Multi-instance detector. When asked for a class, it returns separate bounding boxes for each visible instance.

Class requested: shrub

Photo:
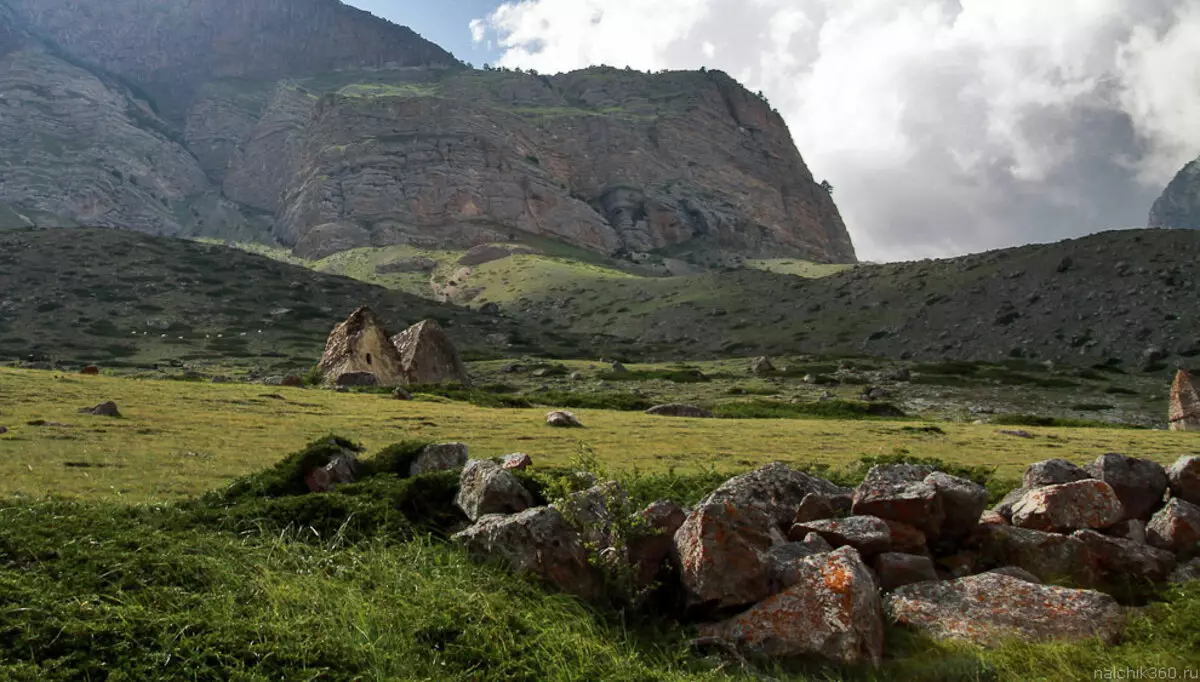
[992,414,1145,430]
[597,369,710,383]
[359,439,431,479]
[216,434,363,500]
[713,399,906,420]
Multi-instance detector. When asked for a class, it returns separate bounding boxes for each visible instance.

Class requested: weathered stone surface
[979,510,1008,526]
[1150,157,1200,231]
[390,319,471,386]
[1106,519,1147,545]
[749,356,775,375]
[318,306,405,386]
[973,524,1098,586]
[789,516,892,555]
[1167,456,1200,505]
[80,401,121,417]
[1010,480,1123,533]
[1072,529,1175,582]
[453,507,599,600]
[673,502,774,610]
[1023,459,1091,489]
[874,552,938,591]
[765,542,825,590]
[644,403,714,418]
[1146,498,1200,556]
[305,451,360,493]
[1169,369,1200,431]
[455,459,533,521]
[704,463,851,530]
[628,500,688,588]
[501,453,533,471]
[409,442,469,477]
[554,482,627,550]
[546,410,583,428]
[886,573,1125,646]
[335,371,377,387]
[1087,453,1168,521]
[993,486,1032,521]
[925,472,988,542]
[801,531,834,553]
[852,464,944,538]
[700,547,883,665]
[794,493,837,524]
[882,520,928,555]
[986,566,1042,584]
[1170,558,1200,584]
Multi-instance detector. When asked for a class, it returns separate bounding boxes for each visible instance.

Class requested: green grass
[712,399,906,420]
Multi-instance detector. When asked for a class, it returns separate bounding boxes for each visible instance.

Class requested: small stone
[1169,558,1200,584]
[749,356,775,375]
[304,451,360,493]
[409,442,469,476]
[80,401,121,418]
[0,426,7,435]
[882,519,928,555]
[874,552,938,591]
[1106,519,1147,545]
[280,375,304,388]
[800,531,833,553]
[925,472,988,542]
[979,510,1008,526]
[501,452,533,470]
[1010,480,1124,533]
[1146,498,1200,555]
[629,500,688,589]
[546,410,582,428]
[789,515,892,555]
[999,429,1034,438]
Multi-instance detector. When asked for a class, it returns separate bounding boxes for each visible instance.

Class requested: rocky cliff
[0,0,857,265]
[1149,156,1200,230]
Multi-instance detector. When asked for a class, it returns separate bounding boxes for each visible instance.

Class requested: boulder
[610,361,629,374]
[992,486,1032,521]
[925,472,988,542]
[644,403,714,418]
[800,531,834,553]
[81,365,100,375]
[882,520,928,555]
[1146,498,1200,556]
[789,516,891,555]
[972,524,1099,586]
[280,375,304,387]
[500,452,533,471]
[455,459,534,521]
[979,510,1008,526]
[1086,453,1168,521]
[1169,558,1200,584]
[765,542,826,590]
[700,549,883,667]
[1072,529,1175,582]
[1106,519,1147,545]
[851,464,945,538]
[749,356,775,375]
[986,566,1042,584]
[554,481,626,550]
[390,319,471,386]
[80,401,121,417]
[1167,456,1200,505]
[1010,480,1123,533]
[453,507,599,600]
[874,552,938,591]
[628,500,687,589]
[886,574,1124,646]
[318,306,406,386]
[304,451,360,493]
[546,410,583,428]
[1169,369,1200,431]
[794,492,837,524]
[699,547,883,666]
[1023,459,1091,488]
[409,442,469,476]
[673,502,774,610]
[705,463,851,530]
[392,387,412,400]
[335,371,377,387]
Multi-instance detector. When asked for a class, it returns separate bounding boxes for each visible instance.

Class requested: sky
[347,1,1200,263]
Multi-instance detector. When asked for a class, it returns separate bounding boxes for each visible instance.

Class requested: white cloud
[472,0,1200,262]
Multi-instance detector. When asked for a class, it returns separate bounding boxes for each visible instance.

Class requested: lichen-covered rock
[882,520,929,555]
[886,573,1124,646]
[851,464,945,538]
[1146,498,1200,556]
[789,516,892,556]
[452,507,599,600]
[700,547,883,665]
[628,500,687,589]
[304,452,360,493]
[986,566,1042,584]
[673,502,774,610]
[644,403,715,418]
[455,459,533,521]
[1169,369,1200,431]
[765,542,826,591]
[1023,459,1091,489]
[1086,453,1168,521]
[1106,519,1147,545]
[1167,456,1200,505]
[1072,529,1175,582]
[409,442,469,477]
[993,486,1032,521]
[794,492,837,524]
[874,552,938,591]
[704,463,851,530]
[390,319,471,386]
[546,410,583,428]
[1010,480,1123,533]
[554,481,627,550]
[318,306,405,386]
[501,452,533,471]
[925,472,988,542]
[973,524,1099,587]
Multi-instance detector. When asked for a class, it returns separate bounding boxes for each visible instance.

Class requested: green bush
[992,414,1145,429]
[597,369,710,383]
[713,399,906,420]
[216,434,363,500]
[359,439,432,479]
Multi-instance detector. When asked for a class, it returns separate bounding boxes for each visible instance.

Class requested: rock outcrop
[1170,369,1200,431]
[391,319,470,386]
[1149,156,1200,230]
[318,306,405,386]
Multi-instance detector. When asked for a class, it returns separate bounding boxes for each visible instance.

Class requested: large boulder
[318,306,406,386]
[1147,498,1200,556]
[673,502,774,610]
[886,573,1125,646]
[925,472,988,542]
[1167,456,1200,505]
[1009,480,1123,533]
[453,507,600,600]
[455,460,533,521]
[972,524,1099,586]
[789,516,892,555]
[1169,369,1200,431]
[699,547,883,666]
[644,403,715,418]
[390,319,471,386]
[1086,453,1168,521]
[409,442,469,476]
[1023,459,1091,488]
[1071,529,1175,582]
[851,464,944,538]
[704,463,851,530]
[874,552,938,591]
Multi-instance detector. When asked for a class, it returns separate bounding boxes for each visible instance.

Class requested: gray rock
[985,566,1042,584]
[700,547,883,666]
[1167,456,1200,505]
[874,552,938,591]
[644,403,715,418]
[924,471,988,542]
[409,442,469,477]
[1086,452,1168,521]
[80,401,121,417]
[793,492,836,524]
[1023,459,1091,488]
[335,371,378,387]
[453,507,599,600]
[704,463,851,530]
[1010,480,1124,533]
[546,410,583,428]
[765,542,826,591]
[973,524,1099,587]
[1072,529,1175,582]
[628,500,687,589]
[851,464,945,538]
[749,356,775,375]
[1146,498,1200,556]
[801,531,834,553]
[886,574,1125,646]
[789,515,892,555]
[1169,558,1200,584]
[304,451,360,493]
[455,459,533,521]
[500,452,532,470]
[673,502,774,610]
[1106,519,1147,545]
[553,481,627,550]
[993,486,1032,521]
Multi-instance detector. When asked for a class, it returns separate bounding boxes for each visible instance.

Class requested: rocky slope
[1149,156,1200,230]
[0,0,856,265]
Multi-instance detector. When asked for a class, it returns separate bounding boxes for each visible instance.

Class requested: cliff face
[0,0,857,264]
[1149,157,1200,230]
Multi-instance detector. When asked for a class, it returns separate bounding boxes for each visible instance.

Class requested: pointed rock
[1170,369,1200,431]
[391,319,470,386]
[318,306,405,386]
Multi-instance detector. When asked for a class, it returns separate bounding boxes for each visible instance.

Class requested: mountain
[0,0,856,265]
[1149,156,1200,230]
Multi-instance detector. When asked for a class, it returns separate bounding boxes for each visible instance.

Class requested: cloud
[471,0,1200,261]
